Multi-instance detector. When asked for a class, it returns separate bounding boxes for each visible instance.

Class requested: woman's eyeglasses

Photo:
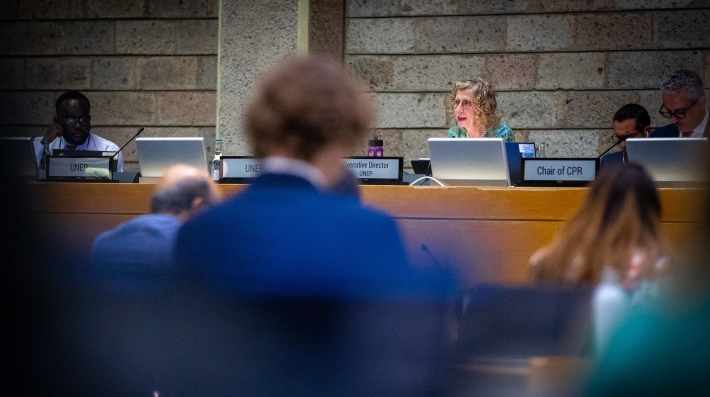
[452,99,473,109]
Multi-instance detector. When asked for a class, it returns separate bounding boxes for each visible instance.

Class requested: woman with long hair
[530,163,670,291]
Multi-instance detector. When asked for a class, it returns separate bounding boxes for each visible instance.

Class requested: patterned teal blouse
[448,123,514,142]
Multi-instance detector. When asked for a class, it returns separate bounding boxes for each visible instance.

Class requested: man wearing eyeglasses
[653,69,708,139]
[32,90,123,172]
[601,104,652,168]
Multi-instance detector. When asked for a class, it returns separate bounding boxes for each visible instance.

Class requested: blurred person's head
[245,55,374,185]
[151,164,221,222]
[55,91,91,146]
[449,78,500,137]
[612,104,651,153]
[531,163,669,287]
[660,69,706,133]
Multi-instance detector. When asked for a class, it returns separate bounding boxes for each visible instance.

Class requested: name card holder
[46,155,114,182]
[521,158,599,186]
[220,156,263,183]
[345,157,403,185]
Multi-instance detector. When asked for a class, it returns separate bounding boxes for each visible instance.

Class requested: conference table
[26,182,707,285]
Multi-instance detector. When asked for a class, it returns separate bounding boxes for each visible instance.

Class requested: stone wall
[345,0,710,167]
[0,0,219,172]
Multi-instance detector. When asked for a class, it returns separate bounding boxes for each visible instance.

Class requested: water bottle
[367,134,383,157]
[592,267,630,357]
[212,138,222,181]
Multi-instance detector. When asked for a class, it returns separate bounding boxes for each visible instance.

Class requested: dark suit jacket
[601,151,624,169]
[651,114,710,138]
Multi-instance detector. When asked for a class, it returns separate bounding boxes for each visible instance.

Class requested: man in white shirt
[33,90,123,172]
[653,70,709,138]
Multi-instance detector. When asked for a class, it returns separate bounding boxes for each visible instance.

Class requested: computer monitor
[626,137,708,186]
[0,137,39,181]
[135,137,208,178]
[427,138,510,186]
[505,142,535,186]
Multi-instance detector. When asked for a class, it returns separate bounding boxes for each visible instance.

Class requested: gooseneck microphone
[112,127,145,159]
[597,139,622,159]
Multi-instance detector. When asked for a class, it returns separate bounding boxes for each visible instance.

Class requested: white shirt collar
[688,108,709,138]
[262,156,328,190]
[55,132,93,150]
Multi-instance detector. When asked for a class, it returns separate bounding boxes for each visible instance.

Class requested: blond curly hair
[449,78,500,132]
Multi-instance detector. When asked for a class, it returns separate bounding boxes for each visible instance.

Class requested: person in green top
[448,78,514,142]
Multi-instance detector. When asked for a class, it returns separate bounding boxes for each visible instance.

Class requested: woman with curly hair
[449,78,513,142]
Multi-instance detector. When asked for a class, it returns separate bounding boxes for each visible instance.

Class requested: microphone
[112,127,144,159]
[597,139,622,158]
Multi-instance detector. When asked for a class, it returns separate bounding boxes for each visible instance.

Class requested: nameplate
[221,157,263,180]
[47,156,112,179]
[522,158,598,184]
[345,157,403,184]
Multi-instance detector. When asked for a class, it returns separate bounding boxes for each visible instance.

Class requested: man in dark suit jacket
[170,56,454,397]
[601,104,652,168]
[652,69,709,138]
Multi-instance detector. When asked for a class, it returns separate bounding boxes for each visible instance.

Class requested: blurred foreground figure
[168,55,454,396]
[91,164,220,270]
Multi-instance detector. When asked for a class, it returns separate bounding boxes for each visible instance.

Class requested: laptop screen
[0,137,39,181]
[626,137,708,185]
[427,138,510,186]
[136,137,208,178]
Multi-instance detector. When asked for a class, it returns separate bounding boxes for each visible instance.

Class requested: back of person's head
[150,164,220,219]
[532,163,668,285]
[661,69,705,100]
[613,104,651,132]
[244,55,374,161]
[56,90,90,111]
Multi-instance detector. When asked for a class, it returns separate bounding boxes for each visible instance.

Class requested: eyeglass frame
[659,97,700,120]
[60,115,92,125]
[610,129,648,144]
[452,99,473,109]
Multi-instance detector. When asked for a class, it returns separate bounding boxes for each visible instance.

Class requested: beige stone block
[507,14,573,51]
[496,91,557,129]
[536,53,605,90]
[90,92,158,126]
[486,54,536,91]
[0,58,25,90]
[86,0,145,18]
[199,56,217,90]
[616,0,696,8]
[555,91,639,129]
[374,93,448,129]
[309,0,344,60]
[347,0,399,17]
[638,89,668,128]
[4,0,20,18]
[92,127,215,162]
[148,0,210,17]
[206,0,219,17]
[0,92,54,125]
[574,13,652,50]
[402,129,448,165]
[157,92,216,126]
[655,9,710,49]
[347,54,485,92]
[92,57,135,90]
[705,52,710,88]
[528,130,607,158]
[513,129,531,143]
[419,16,507,53]
[608,51,703,89]
[136,57,199,90]
[116,21,177,55]
[463,0,531,14]
[371,130,403,159]
[0,22,65,55]
[26,58,91,90]
[65,21,115,54]
[539,0,613,12]
[1,126,46,139]
[346,18,415,54]
[175,20,219,54]
[19,0,83,19]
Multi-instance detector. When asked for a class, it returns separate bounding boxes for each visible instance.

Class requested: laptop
[505,142,536,186]
[135,137,208,178]
[427,138,510,186]
[626,138,709,186]
[0,137,39,181]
